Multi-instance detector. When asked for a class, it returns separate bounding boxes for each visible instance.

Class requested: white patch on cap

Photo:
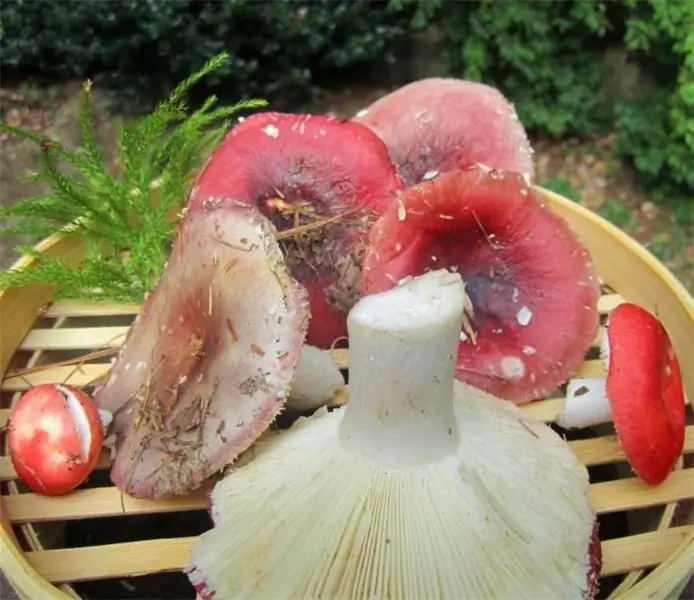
[58,385,92,460]
[262,124,279,138]
[522,346,537,356]
[423,170,439,181]
[500,356,525,379]
[397,200,407,222]
[516,306,533,326]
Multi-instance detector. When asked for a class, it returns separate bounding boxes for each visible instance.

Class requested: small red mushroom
[354,78,534,187]
[557,302,686,485]
[7,384,109,495]
[362,166,601,403]
[188,111,403,349]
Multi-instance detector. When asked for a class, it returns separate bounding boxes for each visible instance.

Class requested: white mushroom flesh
[189,269,596,599]
[556,325,612,429]
[285,345,345,412]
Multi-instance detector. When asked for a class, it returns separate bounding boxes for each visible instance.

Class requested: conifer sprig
[0,53,267,303]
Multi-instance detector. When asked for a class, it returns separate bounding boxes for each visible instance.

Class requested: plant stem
[339,269,465,467]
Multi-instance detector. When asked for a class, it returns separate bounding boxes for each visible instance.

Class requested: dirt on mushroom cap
[362,166,601,403]
[93,203,310,499]
[187,112,404,348]
[354,77,535,187]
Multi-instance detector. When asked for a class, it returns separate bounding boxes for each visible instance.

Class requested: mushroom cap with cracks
[557,302,686,486]
[188,269,599,599]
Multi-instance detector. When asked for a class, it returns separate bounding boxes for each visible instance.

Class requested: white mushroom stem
[339,270,463,467]
[555,378,611,429]
[285,345,345,412]
[556,328,611,430]
[98,409,114,433]
[188,269,597,600]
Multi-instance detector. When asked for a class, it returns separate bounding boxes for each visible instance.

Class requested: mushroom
[188,111,404,349]
[7,384,111,495]
[353,77,534,187]
[285,344,345,412]
[556,302,686,485]
[93,203,310,498]
[362,165,601,403]
[188,270,601,600]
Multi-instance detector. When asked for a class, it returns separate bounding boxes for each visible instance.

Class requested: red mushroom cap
[7,384,104,495]
[188,111,403,348]
[603,302,686,485]
[363,166,601,403]
[354,77,534,187]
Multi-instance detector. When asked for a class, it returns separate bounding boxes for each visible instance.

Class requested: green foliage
[537,178,582,203]
[391,0,693,206]
[0,0,411,112]
[0,53,266,303]
[392,0,612,136]
[616,0,694,205]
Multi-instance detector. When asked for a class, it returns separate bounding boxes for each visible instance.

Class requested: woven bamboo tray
[1,188,692,600]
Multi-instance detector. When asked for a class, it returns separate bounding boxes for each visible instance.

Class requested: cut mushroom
[354,77,534,187]
[285,344,345,412]
[188,270,600,600]
[93,203,310,499]
[556,302,686,485]
[362,165,601,403]
[188,111,403,349]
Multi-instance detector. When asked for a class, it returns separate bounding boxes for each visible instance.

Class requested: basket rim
[1,189,692,600]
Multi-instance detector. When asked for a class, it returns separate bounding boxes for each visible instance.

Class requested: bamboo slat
[0,355,611,392]
[2,188,694,600]
[23,526,692,584]
[39,292,624,321]
[2,425,693,482]
[20,325,605,353]
[5,468,692,525]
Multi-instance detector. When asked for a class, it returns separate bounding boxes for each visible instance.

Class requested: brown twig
[4,347,119,380]
[276,206,365,240]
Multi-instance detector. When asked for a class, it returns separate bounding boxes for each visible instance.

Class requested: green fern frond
[0,52,267,303]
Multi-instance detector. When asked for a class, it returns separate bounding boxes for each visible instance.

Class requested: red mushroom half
[7,384,110,495]
[354,77,534,187]
[556,302,686,485]
[362,166,601,403]
[93,203,310,498]
[188,112,403,348]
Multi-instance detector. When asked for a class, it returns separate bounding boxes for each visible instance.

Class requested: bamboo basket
[1,188,692,600]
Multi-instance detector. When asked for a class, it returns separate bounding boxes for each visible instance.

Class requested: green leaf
[0,52,268,303]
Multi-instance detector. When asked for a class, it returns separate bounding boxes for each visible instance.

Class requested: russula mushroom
[353,77,534,187]
[362,166,601,403]
[7,384,111,495]
[93,203,310,499]
[188,111,403,348]
[188,270,601,599]
[556,302,686,485]
[285,344,345,412]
